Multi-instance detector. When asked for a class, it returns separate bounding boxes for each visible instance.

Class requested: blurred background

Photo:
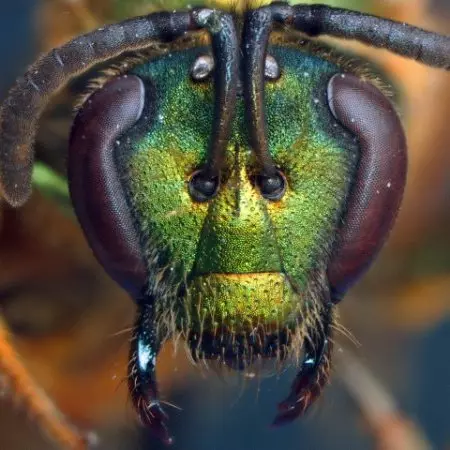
[0,0,449,449]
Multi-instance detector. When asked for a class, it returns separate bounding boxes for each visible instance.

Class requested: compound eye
[188,170,220,202]
[326,73,407,302]
[69,75,148,298]
[257,170,287,201]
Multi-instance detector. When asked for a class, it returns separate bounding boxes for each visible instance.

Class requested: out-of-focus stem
[0,317,88,449]
[336,349,432,450]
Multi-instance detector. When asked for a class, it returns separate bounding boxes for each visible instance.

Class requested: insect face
[0,2,448,446]
[115,45,357,341]
[67,30,406,440]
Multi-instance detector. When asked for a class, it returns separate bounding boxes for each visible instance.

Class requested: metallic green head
[113,40,358,335]
[0,3,412,440]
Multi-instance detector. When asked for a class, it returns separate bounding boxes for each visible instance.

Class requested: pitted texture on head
[115,46,358,332]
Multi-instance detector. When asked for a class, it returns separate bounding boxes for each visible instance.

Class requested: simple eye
[256,170,287,201]
[188,170,220,202]
[264,54,281,80]
[190,54,215,81]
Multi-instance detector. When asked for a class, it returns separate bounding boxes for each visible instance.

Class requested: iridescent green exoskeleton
[0,2,449,445]
[123,43,358,331]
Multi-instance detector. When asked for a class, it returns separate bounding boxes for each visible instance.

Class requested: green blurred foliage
[32,162,72,213]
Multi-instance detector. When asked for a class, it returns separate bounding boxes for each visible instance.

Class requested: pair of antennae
[0,2,449,207]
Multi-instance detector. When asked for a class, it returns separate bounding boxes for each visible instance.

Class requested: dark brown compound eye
[326,73,407,302]
[68,75,148,298]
